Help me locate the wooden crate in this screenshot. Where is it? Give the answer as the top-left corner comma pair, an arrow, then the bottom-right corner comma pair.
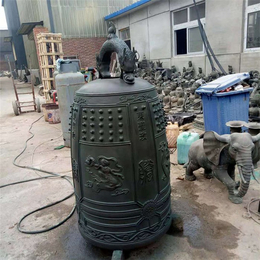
36,33 -> 63,100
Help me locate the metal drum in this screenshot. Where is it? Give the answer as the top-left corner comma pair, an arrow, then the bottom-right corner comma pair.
71,23 -> 172,250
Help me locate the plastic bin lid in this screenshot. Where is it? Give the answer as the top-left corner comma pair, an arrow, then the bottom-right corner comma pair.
196,72 -> 250,95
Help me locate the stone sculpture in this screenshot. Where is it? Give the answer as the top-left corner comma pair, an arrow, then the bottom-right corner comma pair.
163,89 -> 171,113
184,61 -> 194,80
136,58 -> 258,121
228,65 -> 234,74
139,55 -> 149,69
195,67 -> 205,80
156,60 -> 163,68
157,88 -> 164,101
182,67 -> 187,78
184,131 -> 260,204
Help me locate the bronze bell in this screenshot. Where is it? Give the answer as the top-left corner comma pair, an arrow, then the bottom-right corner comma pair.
71,22 -> 172,250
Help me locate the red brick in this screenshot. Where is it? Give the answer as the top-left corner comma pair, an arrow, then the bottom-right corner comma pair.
62,37 -> 106,68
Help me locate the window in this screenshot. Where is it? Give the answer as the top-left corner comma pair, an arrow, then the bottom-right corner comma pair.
119,27 -> 131,49
172,2 -> 205,55
245,0 -> 260,50
248,0 -> 260,6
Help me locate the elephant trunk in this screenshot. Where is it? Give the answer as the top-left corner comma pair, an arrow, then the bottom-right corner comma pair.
236,166 -> 251,198
236,152 -> 253,198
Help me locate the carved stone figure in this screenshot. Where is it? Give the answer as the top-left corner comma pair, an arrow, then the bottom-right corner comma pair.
191,82 -> 200,93
175,87 -> 184,98
157,88 -> 164,100
171,65 -> 179,79
163,89 -> 171,112
184,132 -> 260,204
139,54 -> 149,69
184,61 -> 194,80
196,67 -> 205,80
228,65 -> 234,74
170,82 -> 177,90
170,91 -> 178,105
182,80 -> 189,89
149,61 -> 155,69
182,67 -> 187,78
177,97 -> 184,108
185,88 -> 195,107
208,70 -> 220,81
156,60 -> 163,68
154,70 -> 162,81
171,65 -> 177,73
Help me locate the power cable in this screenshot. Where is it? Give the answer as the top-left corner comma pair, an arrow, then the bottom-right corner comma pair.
193,0 -> 227,75
0,115 -> 76,234
246,198 -> 260,225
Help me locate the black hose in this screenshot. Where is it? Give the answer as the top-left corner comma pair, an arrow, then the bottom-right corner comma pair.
0,115 -> 76,234
193,0 -> 226,75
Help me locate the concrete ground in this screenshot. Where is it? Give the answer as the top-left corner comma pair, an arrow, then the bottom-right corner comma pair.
0,77 -> 259,260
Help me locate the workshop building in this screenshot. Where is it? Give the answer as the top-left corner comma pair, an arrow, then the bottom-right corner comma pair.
106,0 -> 260,74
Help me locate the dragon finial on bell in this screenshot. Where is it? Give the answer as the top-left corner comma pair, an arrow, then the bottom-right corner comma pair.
107,21 -> 117,39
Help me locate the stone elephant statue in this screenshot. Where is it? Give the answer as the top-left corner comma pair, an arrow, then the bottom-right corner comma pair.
184,131 -> 260,204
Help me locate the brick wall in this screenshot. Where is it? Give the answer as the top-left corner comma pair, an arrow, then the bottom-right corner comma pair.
62,37 -> 106,68
0,61 -> 10,71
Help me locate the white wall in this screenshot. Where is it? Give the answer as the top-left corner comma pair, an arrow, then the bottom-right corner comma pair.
148,12 -> 171,60
240,52 -> 260,72
130,7 -> 147,24
117,15 -> 130,30
130,19 -> 150,59
205,0 -> 244,55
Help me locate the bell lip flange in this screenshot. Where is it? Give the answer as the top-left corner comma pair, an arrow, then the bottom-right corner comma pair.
244,122 -> 260,130
225,121 -> 246,128
77,210 -> 172,250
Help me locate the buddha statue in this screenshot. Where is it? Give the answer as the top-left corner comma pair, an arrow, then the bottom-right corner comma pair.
185,61 -> 194,80
196,67 -> 205,80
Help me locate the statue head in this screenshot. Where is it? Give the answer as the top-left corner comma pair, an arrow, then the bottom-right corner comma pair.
199,67 -> 202,73
149,61 -> 155,68
228,65 -> 233,73
156,60 -> 162,68
171,65 -> 176,72
183,67 -> 186,72
188,61 -> 192,67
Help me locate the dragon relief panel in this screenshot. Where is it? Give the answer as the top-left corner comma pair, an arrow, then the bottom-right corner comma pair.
85,155 -> 129,195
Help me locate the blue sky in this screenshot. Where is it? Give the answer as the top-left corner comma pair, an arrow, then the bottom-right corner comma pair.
0,6 -> 8,30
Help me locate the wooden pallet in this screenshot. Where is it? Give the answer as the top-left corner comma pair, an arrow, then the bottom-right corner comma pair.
36,33 -> 63,100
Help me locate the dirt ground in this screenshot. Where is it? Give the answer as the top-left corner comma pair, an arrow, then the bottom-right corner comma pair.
0,77 -> 259,260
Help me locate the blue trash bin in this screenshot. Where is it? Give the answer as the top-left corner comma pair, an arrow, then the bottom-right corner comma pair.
196,73 -> 253,135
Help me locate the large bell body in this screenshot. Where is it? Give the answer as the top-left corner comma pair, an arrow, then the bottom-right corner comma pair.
71,77 -> 171,250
